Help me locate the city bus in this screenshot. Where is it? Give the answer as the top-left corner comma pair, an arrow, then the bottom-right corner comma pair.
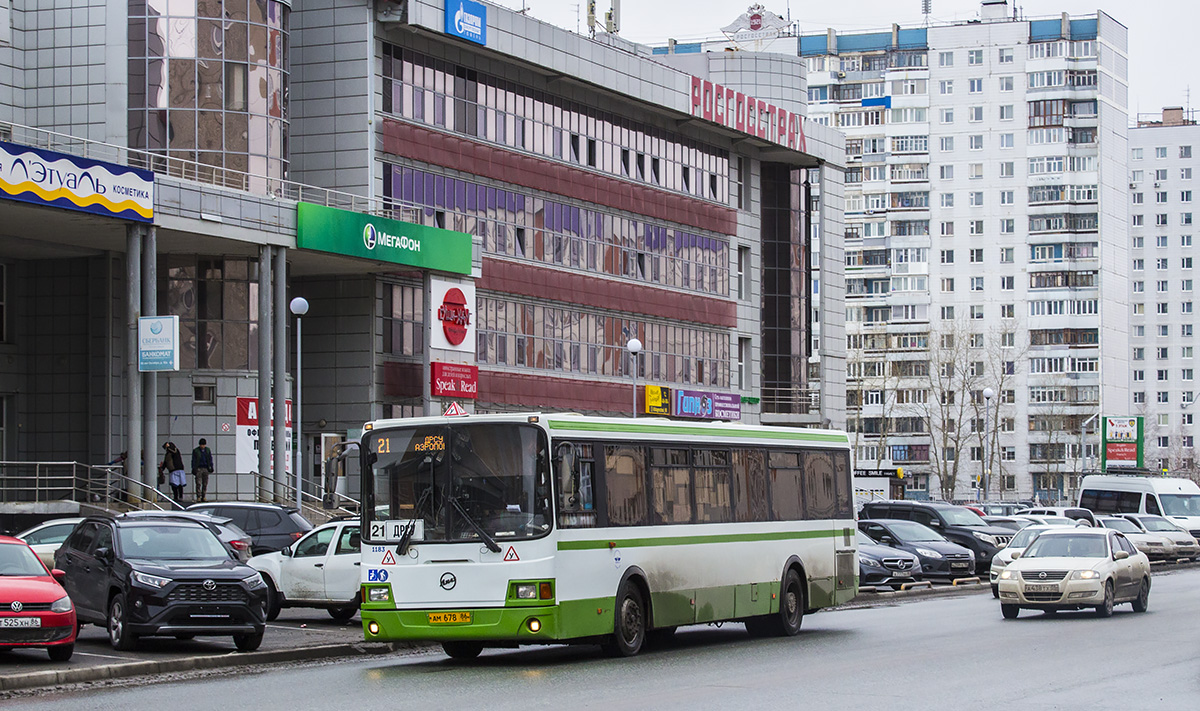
357,412 -> 857,658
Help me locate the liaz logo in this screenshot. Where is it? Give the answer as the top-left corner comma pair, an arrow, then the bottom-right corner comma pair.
363,224 -> 377,250
149,320 -> 163,335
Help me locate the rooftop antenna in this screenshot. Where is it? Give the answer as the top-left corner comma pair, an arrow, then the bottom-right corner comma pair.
921,0 -> 932,26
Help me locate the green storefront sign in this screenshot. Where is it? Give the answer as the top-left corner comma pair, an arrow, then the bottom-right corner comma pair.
296,202 -> 473,275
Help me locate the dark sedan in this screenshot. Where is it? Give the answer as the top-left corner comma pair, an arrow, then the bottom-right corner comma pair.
856,530 -> 922,589
859,519 -> 976,580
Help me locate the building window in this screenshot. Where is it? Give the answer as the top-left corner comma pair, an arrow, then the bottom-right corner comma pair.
941,108 -> 954,124
1001,304 -> 1015,319
1000,190 -> 1014,205
164,256 -> 261,371
940,165 -> 955,180
968,49 -> 983,65
939,51 -> 954,67
939,80 -> 953,95
1156,147 -> 1168,159
970,163 -> 983,179
999,48 -> 1013,64
940,136 -> 955,151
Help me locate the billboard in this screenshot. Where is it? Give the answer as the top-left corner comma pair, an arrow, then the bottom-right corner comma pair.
235,397 -> 293,475
1101,416 -> 1144,469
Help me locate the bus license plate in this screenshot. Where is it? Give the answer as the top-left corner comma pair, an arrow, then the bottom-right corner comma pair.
428,611 -> 472,625
1025,584 -> 1058,593
1,617 -> 41,628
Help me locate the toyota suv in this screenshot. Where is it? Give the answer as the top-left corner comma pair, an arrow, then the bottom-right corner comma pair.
859,500 -> 1014,575
54,514 -> 268,651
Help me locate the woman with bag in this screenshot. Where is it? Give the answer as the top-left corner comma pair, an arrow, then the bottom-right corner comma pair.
160,441 -> 187,504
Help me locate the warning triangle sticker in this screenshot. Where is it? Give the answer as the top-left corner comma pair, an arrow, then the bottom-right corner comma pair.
443,402 -> 468,417
381,550 -> 396,565
503,546 -> 520,562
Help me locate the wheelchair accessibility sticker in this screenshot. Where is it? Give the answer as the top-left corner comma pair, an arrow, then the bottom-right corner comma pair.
367,569 -> 389,583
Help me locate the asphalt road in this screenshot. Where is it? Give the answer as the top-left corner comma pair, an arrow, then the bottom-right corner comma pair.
10,567 -> 1200,710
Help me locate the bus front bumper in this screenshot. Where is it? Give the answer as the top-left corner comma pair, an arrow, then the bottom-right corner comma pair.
361,605 -> 561,643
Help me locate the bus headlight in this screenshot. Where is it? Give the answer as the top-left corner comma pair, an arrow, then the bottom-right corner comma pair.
515,584 -> 538,599
367,621 -> 381,635
527,618 -> 541,633
368,587 -> 391,602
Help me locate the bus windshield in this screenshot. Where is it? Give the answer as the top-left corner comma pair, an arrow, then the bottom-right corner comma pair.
364,423 -> 551,544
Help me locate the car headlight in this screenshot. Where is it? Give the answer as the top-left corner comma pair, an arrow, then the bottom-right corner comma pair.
243,572 -> 267,589
1072,569 -> 1101,580
999,569 -> 1019,580
915,548 -> 943,559
972,531 -> 999,546
859,556 -> 881,568
367,587 -> 391,603
50,595 -> 73,613
131,571 -> 171,589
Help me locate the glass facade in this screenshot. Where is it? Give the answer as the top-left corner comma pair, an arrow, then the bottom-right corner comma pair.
384,166 -> 729,297
381,44 -> 729,204
161,256 -> 260,371
128,0 -> 290,181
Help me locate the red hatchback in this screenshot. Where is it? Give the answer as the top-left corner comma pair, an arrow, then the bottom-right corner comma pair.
0,535 -> 77,661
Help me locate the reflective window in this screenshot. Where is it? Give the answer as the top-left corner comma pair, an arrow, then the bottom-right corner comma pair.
381,44 -> 729,205
162,256 -> 259,371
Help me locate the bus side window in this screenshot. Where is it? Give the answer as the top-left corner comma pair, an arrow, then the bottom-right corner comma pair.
1146,494 -> 1162,515
556,441 -> 596,528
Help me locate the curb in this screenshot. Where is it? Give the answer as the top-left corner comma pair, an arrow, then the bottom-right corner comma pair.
0,641 -> 406,693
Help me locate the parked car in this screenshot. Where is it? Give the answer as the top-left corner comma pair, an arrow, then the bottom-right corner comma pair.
54,515 -> 268,651
1118,513 -> 1200,560
856,530 -> 922,590
1016,506 -> 1096,526
0,536 -> 77,661
858,519 -> 975,580
14,517 -> 83,569
119,511 -> 254,562
983,515 -> 1033,532
1095,516 -> 1175,560
187,502 -> 312,555
981,503 -> 1026,517
249,519 -> 361,621
1013,514 -> 1080,527
989,524 -> 1073,598
859,500 -> 1013,575
997,528 -> 1150,619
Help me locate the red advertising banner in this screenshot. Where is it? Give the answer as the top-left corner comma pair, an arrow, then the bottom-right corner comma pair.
1106,442 -> 1138,466
432,362 -> 479,399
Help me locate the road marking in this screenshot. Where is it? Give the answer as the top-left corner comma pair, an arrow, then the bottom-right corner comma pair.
74,650 -> 134,661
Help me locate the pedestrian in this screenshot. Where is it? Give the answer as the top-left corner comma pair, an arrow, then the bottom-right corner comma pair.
160,441 -> 187,504
191,438 -> 214,503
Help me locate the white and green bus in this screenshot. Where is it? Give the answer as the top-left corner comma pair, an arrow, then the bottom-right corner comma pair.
358,412 -> 857,658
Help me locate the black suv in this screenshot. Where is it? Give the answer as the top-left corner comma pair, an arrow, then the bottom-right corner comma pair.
858,500 -> 1014,575
54,514 -> 268,651
187,502 -> 312,555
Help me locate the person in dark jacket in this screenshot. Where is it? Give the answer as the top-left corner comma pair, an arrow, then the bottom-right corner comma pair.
160,441 -> 187,503
191,438 -> 214,503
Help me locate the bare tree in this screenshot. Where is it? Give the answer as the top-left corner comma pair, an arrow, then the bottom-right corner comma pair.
976,319 -> 1028,502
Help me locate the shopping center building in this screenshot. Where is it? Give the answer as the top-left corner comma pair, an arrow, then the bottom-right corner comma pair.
0,1 -> 845,502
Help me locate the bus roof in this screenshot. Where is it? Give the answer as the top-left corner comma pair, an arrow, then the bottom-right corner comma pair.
363,412 -> 850,447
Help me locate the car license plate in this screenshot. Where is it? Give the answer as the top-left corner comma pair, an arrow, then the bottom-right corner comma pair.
427,611 -> 472,625
1025,584 -> 1059,593
0,617 -> 41,628
894,570 -> 912,577
951,562 -> 969,568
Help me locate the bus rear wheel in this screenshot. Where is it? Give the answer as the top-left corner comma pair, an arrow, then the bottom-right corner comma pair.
746,569 -> 804,638
442,641 -> 483,659
601,580 -> 646,657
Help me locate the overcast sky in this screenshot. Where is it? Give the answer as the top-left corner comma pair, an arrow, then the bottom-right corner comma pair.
490,0 -> 1197,121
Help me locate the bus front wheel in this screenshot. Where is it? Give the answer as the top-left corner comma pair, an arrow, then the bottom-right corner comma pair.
601,579 -> 646,657
442,641 -> 483,659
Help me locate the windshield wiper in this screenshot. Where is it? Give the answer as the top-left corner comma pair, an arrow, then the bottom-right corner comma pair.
396,486 -> 434,557
449,495 -> 501,553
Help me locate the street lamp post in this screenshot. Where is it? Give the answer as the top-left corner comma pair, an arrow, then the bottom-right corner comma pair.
982,387 -> 995,502
289,297 -> 309,512
627,337 -> 642,418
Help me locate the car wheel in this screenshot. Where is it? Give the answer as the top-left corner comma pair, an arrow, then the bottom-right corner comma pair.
442,641 -> 483,659
1131,578 -> 1150,613
601,579 -> 647,657
1001,604 -> 1019,620
991,584 -> 999,599
264,578 -> 282,622
328,602 -> 359,621
1095,581 -> 1115,618
47,644 -> 74,662
108,594 -> 138,651
233,629 -> 264,652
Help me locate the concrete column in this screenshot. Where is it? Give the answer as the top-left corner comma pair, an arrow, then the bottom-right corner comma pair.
142,225 -> 158,501
273,246 -> 287,500
126,225 -> 143,493
258,245 -> 273,499
422,273 -> 433,416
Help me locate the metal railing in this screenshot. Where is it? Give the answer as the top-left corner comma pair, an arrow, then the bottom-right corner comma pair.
0,461 -> 177,512
199,471 -> 360,525
761,387 -> 822,415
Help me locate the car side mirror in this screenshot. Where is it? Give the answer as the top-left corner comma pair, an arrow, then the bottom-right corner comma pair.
880,535 -> 896,545
94,547 -> 114,565
1114,550 -> 1130,560
928,520 -> 942,528
51,568 -> 67,584
281,545 -> 293,557
1010,551 -> 1021,560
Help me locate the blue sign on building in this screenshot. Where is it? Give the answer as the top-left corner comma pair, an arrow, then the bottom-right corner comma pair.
445,0 -> 487,46
138,315 -> 180,372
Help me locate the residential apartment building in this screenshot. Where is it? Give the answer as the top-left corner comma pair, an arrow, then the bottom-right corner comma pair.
800,0 -> 1129,502
1128,108 -> 1200,476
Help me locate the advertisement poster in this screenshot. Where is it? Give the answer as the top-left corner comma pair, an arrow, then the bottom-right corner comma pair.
1101,416 -> 1143,469
235,397 -> 293,475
